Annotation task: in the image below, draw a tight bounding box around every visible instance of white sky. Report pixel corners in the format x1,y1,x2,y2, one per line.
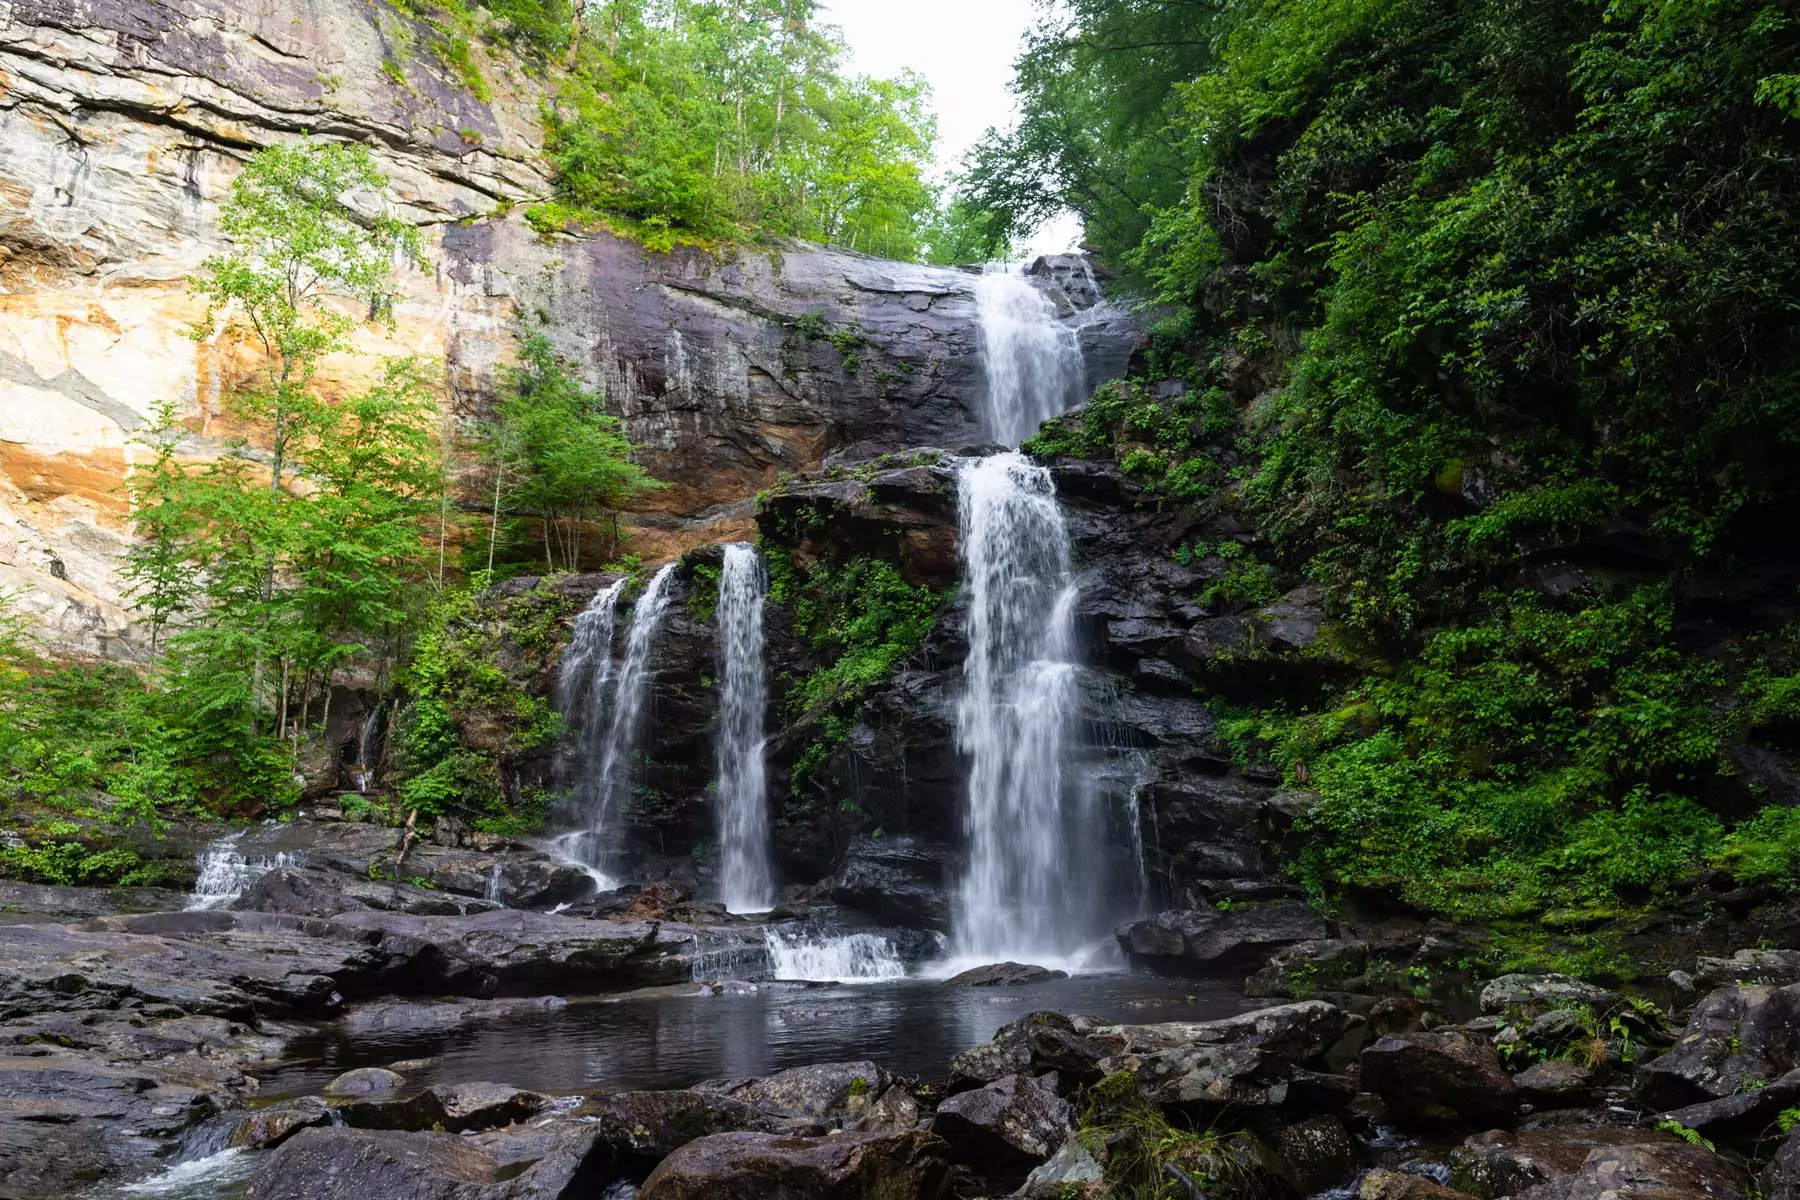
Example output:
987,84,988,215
822,0,1083,255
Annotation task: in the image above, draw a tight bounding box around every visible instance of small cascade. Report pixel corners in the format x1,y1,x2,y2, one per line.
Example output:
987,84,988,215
1125,777,1152,911
350,705,384,793
185,833,300,911
556,566,677,882
765,928,906,983
714,543,773,913
484,863,504,905
951,452,1102,965
973,264,1088,446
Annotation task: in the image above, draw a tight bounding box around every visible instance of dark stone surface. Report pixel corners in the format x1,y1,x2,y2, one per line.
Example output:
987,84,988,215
583,1089,824,1165
1116,902,1330,975
635,1129,953,1200
243,1124,615,1200
1636,984,1800,1110
931,1072,1071,1179
942,962,1069,988
695,1061,891,1127
1361,1031,1520,1129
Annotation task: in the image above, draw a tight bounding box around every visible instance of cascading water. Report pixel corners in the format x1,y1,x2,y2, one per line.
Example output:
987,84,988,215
950,453,1095,964
944,259,1127,970
186,833,301,910
553,565,676,883
973,264,1088,446
764,928,906,983
714,543,774,913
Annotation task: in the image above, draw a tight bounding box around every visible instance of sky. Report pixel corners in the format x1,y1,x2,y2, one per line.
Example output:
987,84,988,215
821,0,1083,255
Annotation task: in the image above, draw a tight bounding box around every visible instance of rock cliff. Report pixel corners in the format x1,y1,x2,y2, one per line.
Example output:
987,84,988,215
0,0,1136,655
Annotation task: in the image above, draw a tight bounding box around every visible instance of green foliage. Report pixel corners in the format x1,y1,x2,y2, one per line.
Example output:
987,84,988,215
478,334,659,575
537,1,941,257
765,547,941,795
1075,1072,1259,1199
395,583,569,832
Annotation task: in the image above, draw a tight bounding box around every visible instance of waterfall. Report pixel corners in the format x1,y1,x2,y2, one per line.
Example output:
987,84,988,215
186,833,301,910
974,264,1087,446
951,452,1095,964
555,565,676,882
765,928,905,983
715,543,774,913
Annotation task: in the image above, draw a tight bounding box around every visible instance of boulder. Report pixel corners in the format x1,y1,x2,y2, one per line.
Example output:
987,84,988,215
1450,1128,1693,1197
1116,903,1329,975
1512,1060,1598,1108
1479,975,1616,1017
946,1011,1123,1091
826,837,954,930
1270,1114,1357,1195
225,1096,334,1149
696,1062,890,1126
1635,984,1800,1111
235,868,369,918
1100,1000,1361,1065
943,963,1068,988
852,1085,923,1135
1695,949,1800,990
325,1067,406,1096
584,1089,824,1164
931,1073,1071,1169
1360,1032,1519,1129
1245,939,1371,998
1765,1126,1800,1200
1508,1138,1747,1200
1016,1136,1105,1197
1100,1043,1295,1108
1361,1169,1480,1200
636,1129,953,1200
1651,1067,1800,1140
242,1125,614,1200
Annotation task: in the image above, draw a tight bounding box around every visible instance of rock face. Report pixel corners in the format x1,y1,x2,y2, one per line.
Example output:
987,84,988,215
636,1129,953,1200
0,0,1138,654
244,1124,614,1200
1360,1031,1520,1129
1636,983,1800,1110
1116,903,1330,975
931,1072,1072,1170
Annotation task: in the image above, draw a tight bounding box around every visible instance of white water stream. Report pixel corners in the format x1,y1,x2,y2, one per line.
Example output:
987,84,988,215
185,832,301,910
715,543,774,913
552,566,677,884
973,264,1089,446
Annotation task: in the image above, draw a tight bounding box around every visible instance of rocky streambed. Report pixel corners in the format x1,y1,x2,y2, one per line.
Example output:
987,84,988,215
0,824,1797,1199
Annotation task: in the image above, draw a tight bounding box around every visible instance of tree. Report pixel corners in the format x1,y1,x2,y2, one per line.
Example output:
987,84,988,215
483,335,659,574
123,399,202,665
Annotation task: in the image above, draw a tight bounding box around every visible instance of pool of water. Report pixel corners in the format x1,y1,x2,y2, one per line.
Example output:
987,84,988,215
258,972,1255,1099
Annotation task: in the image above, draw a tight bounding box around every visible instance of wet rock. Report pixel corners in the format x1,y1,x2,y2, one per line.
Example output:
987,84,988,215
1512,1060,1598,1108
243,1125,614,1200
943,963,1068,988
1016,1135,1105,1197
0,880,189,924
235,868,369,918
636,1129,953,1200
825,837,954,930
325,1067,406,1096
1652,1067,1800,1140
1270,1113,1357,1195
1360,1031,1519,1129
696,1061,890,1126
932,1072,1072,1170
852,1085,923,1134
1361,1170,1479,1200
1245,939,1371,998
225,1096,333,1149
1450,1128,1686,1196
1635,984,1800,1110
1765,1126,1800,1200
1696,949,1800,989
1508,1138,1747,1199
0,1052,225,1195
335,1082,550,1134
1479,975,1616,1018
1100,1043,1295,1108
1101,999,1362,1065
946,1011,1123,1092
1116,902,1328,975
585,1089,824,1164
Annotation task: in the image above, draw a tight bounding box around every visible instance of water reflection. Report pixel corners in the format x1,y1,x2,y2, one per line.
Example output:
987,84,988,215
261,975,1250,1099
